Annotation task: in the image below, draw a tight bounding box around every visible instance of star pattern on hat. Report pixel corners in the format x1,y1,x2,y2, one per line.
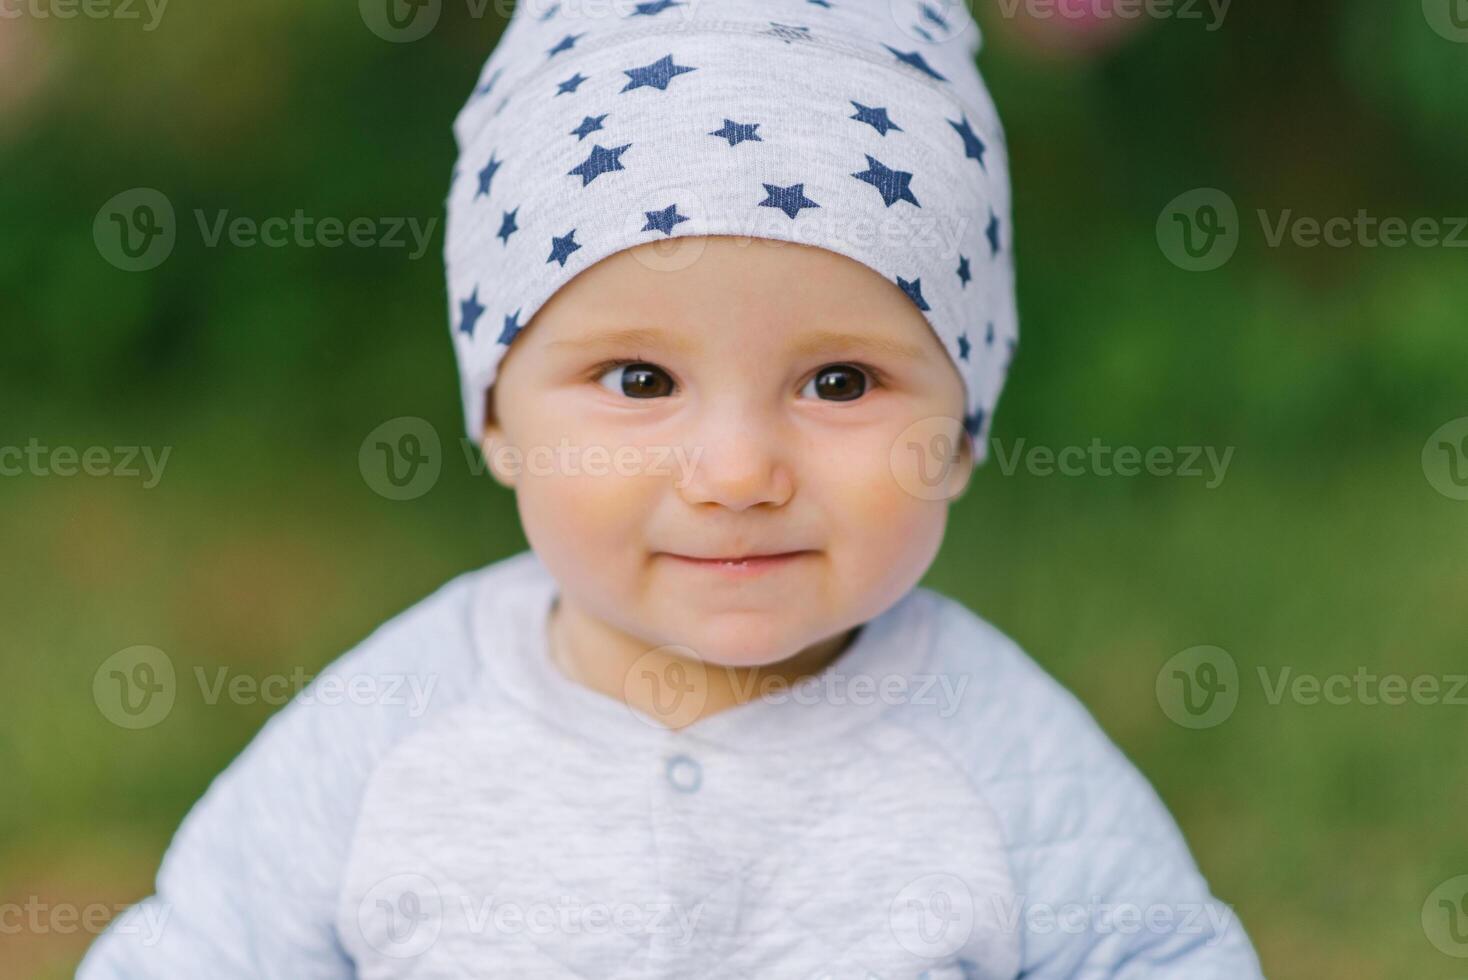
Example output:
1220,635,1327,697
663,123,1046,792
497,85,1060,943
476,153,503,199
547,229,582,266
556,72,590,96
949,114,987,171
956,254,971,286
963,408,984,438
537,2,560,21
643,203,690,236
767,22,813,44
758,183,821,219
957,331,971,361
458,288,486,337
498,309,524,345
570,114,608,141
621,54,697,92
919,2,951,31
986,208,1001,256
896,275,929,311
852,154,920,208
546,32,586,59
710,119,762,147
497,207,520,244
473,67,504,99
882,44,947,82
850,101,902,136
632,0,683,15
568,143,632,186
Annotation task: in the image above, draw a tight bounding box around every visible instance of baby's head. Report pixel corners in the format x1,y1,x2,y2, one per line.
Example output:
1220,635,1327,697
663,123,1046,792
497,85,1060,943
443,0,1016,669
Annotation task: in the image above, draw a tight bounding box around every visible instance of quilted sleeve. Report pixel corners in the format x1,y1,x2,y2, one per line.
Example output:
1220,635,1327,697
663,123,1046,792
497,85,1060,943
912,592,1266,979
998,754,1265,979
75,575,481,979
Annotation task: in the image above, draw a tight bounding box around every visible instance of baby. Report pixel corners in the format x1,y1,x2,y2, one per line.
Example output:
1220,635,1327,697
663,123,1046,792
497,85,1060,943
79,0,1265,977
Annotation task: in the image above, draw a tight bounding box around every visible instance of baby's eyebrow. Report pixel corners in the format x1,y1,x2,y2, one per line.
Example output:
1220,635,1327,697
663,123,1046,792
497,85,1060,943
549,325,927,362
548,326,695,353
790,330,928,362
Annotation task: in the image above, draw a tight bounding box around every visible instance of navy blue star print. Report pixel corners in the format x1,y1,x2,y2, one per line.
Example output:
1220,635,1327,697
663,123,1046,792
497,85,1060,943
458,288,485,338
949,114,987,170
547,229,582,266
958,332,971,360
621,54,697,92
473,67,503,99
896,275,929,311
476,153,502,199
963,408,984,438
852,154,920,208
986,321,995,345
986,208,1001,256
570,114,608,141
632,0,682,15
547,32,585,59
497,207,520,244
919,2,950,30
498,309,524,345
767,22,813,44
759,183,821,219
956,254,971,286
912,25,935,43
643,203,690,235
568,143,632,186
807,0,832,6
556,72,589,96
710,118,762,147
850,101,902,136
883,44,947,81
538,2,559,20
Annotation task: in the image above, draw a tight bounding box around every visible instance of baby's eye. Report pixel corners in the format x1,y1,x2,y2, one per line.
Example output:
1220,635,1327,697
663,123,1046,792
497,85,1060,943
800,363,869,402
596,361,676,398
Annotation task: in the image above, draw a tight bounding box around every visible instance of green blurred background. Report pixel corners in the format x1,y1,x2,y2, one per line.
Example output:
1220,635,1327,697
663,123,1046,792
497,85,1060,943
3,0,1467,975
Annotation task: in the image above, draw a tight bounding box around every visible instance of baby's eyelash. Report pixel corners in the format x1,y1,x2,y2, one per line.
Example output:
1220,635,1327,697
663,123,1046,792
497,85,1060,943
587,356,654,379
587,358,886,390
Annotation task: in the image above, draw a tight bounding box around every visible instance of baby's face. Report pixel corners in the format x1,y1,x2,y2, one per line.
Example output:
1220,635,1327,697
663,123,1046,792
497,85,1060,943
485,235,971,668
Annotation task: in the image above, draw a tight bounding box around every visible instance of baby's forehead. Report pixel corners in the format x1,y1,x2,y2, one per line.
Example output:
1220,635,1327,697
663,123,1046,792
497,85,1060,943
528,239,937,347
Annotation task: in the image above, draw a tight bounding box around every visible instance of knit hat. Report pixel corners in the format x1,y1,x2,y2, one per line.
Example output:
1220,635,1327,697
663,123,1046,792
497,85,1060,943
443,0,1017,464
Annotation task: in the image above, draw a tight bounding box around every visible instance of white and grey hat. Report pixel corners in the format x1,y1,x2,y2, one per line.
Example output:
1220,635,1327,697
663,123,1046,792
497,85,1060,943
444,0,1018,462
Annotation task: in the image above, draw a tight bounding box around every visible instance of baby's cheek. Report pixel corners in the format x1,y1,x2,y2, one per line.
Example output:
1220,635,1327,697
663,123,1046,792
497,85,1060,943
515,462,659,574
815,434,949,597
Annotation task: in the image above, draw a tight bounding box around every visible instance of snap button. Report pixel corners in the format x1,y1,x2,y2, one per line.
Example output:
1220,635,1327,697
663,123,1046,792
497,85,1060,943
664,753,702,793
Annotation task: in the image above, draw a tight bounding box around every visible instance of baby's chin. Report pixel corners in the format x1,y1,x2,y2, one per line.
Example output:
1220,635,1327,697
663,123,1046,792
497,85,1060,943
648,611,847,672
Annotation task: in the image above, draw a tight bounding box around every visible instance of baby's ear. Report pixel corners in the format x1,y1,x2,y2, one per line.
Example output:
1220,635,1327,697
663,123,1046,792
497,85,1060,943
946,426,977,503
479,387,517,489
